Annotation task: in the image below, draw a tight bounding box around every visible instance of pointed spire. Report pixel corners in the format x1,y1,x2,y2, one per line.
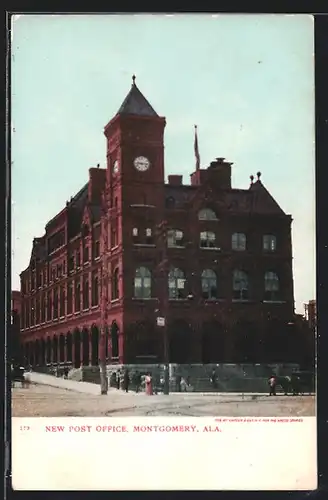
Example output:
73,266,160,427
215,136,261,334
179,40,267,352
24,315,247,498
117,76,158,117
194,125,200,171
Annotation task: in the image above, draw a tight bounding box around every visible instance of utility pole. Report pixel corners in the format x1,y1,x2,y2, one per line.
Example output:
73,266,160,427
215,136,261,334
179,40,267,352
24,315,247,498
156,220,170,395
99,196,110,395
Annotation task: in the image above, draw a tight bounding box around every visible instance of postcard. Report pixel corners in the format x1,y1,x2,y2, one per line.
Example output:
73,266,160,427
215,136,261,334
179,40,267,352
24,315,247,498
10,13,316,491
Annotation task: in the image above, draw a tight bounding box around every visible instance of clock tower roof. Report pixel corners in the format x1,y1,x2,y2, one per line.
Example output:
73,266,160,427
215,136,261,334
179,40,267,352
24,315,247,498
117,75,159,117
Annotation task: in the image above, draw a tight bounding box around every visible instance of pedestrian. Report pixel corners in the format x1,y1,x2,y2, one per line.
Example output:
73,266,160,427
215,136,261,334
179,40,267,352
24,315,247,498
123,369,130,393
291,374,301,396
268,375,277,396
116,370,121,390
134,371,141,393
176,374,182,392
145,372,153,395
180,377,187,392
210,369,217,390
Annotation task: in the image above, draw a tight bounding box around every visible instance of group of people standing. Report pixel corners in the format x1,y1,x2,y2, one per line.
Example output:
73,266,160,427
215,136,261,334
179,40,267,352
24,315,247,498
111,369,154,395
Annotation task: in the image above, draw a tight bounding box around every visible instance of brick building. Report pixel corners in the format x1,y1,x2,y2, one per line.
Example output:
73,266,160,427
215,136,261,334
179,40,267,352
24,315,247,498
11,290,22,363
19,77,301,370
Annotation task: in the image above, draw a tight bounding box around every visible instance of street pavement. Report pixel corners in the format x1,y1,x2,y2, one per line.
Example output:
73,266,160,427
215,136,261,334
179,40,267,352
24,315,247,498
11,372,315,417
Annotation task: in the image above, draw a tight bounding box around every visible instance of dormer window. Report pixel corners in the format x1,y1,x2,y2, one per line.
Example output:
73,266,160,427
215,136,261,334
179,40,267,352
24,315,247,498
198,208,218,221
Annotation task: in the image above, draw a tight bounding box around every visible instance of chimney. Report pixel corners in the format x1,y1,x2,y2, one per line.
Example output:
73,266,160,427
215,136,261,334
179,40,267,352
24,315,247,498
88,167,106,203
168,175,183,186
207,157,233,189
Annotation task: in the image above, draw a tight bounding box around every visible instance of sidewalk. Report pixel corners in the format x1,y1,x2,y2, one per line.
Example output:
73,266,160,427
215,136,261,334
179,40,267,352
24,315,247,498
26,372,296,398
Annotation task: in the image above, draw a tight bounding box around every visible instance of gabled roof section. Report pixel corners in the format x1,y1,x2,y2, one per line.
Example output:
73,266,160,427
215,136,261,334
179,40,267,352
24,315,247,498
117,76,158,117
249,178,286,215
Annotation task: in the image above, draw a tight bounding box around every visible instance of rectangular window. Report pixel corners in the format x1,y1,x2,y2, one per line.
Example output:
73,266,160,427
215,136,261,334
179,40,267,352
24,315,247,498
47,292,52,321
60,287,65,317
83,246,89,263
133,227,138,237
92,271,99,306
263,234,277,252
232,232,246,251
75,280,81,312
67,283,73,315
68,255,74,272
76,251,81,268
83,277,89,309
53,289,58,319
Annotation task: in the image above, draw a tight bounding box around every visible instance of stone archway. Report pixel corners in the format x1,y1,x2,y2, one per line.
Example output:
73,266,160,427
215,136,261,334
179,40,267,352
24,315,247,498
168,319,193,364
73,329,81,368
82,329,90,366
53,336,58,364
263,319,291,363
201,320,225,363
35,339,40,366
59,334,65,363
125,320,158,363
66,332,73,363
91,325,99,365
233,321,260,363
111,321,119,360
46,337,51,364
40,338,46,366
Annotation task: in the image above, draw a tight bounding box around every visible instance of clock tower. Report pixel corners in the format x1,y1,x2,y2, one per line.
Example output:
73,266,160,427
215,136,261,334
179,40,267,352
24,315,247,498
102,76,166,340
104,75,166,208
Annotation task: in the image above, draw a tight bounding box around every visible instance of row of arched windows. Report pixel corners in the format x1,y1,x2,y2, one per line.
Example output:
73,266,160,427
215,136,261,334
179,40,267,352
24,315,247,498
133,267,281,301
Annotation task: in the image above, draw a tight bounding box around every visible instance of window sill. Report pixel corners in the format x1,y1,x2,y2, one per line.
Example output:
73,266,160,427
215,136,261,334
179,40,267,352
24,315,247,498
232,299,251,303
200,246,221,251
59,316,65,320
94,256,100,261
263,300,286,304
168,245,185,249
111,246,119,251
82,308,89,312
133,244,156,248
203,298,226,302
67,313,73,317
132,297,157,301
169,298,189,302
111,299,120,304
74,311,81,315
130,204,155,208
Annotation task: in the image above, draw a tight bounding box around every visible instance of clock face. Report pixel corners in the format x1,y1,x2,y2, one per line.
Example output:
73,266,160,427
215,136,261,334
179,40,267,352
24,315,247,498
134,156,150,172
113,160,119,174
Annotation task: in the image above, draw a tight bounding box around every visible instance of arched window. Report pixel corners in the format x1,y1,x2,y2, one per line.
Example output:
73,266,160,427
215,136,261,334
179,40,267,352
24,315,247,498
233,270,249,300
112,268,119,300
134,267,152,299
198,208,218,221
166,197,175,209
232,232,246,251
167,229,184,248
200,231,216,248
168,267,186,299
201,269,218,299
264,272,280,301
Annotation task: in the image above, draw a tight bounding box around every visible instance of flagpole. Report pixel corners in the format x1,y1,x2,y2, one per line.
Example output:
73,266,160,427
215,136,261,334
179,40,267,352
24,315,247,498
194,124,200,171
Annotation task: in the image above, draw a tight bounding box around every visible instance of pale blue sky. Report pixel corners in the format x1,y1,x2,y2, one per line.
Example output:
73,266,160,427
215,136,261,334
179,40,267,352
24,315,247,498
11,14,315,313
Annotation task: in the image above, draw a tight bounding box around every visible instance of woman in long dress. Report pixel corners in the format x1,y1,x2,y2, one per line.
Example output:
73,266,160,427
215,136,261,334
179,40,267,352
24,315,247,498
145,372,153,395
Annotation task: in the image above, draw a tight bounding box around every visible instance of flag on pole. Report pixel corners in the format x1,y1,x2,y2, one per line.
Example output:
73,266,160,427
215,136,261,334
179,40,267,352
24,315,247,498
194,125,200,170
